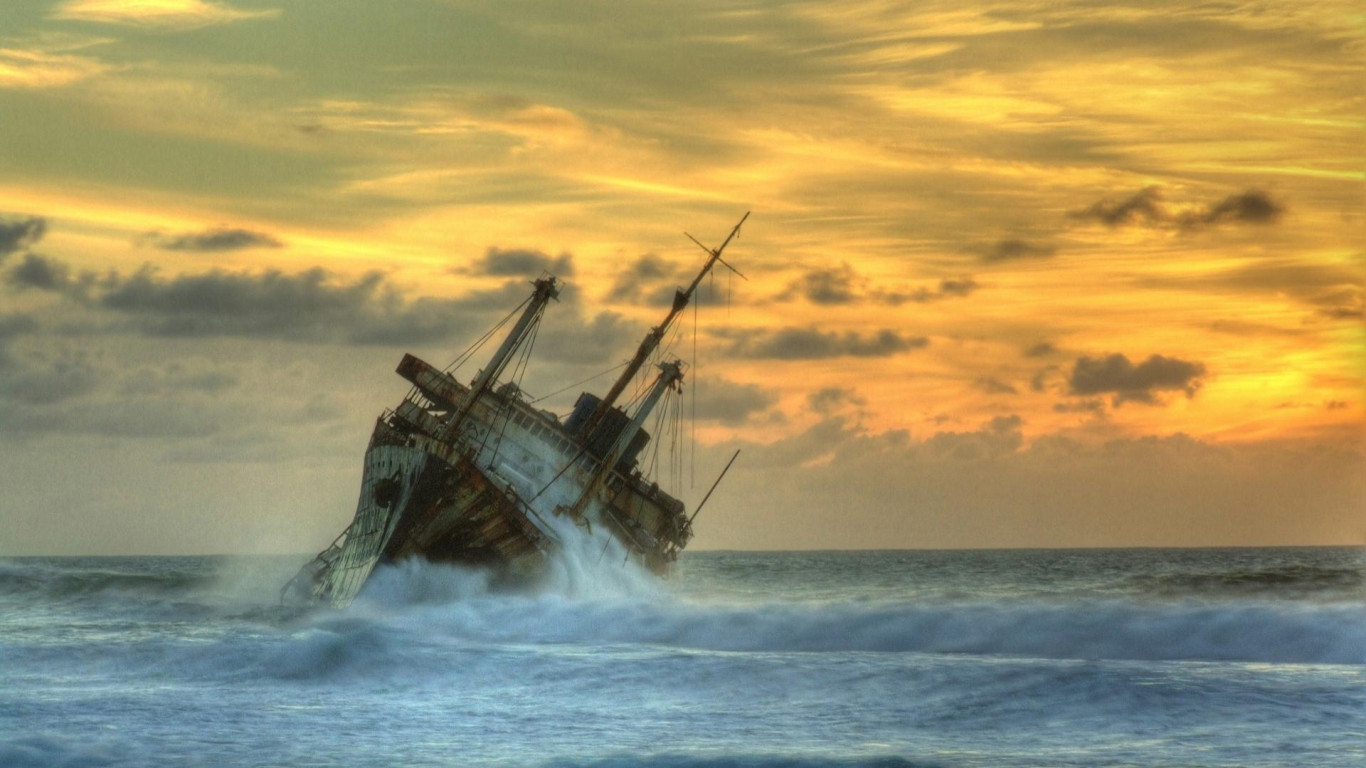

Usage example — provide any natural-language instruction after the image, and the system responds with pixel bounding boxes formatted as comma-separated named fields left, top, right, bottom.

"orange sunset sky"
left=0, top=0, right=1362, bottom=554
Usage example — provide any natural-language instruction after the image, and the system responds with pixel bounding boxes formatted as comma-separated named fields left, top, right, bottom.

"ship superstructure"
left=286, top=215, right=747, bottom=607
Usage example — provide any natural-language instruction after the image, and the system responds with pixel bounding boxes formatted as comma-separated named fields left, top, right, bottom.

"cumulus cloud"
left=0, top=353, right=97, bottom=405
left=1190, top=190, right=1285, bottom=227
left=0, top=314, right=38, bottom=370
left=724, top=327, right=929, bottom=359
left=1030, top=365, right=1059, bottom=393
left=780, top=264, right=860, bottom=304
left=0, top=216, right=47, bottom=260
left=1069, top=187, right=1284, bottom=230
left=93, top=265, right=545, bottom=345
left=606, top=253, right=688, bottom=304
left=1069, top=186, right=1167, bottom=227
left=7, top=253, right=70, bottom=291
left=9, top=256, right=636, bottom=364
left=974, top=377, right=1018, bottom=395
left=461, top=246, right=574, bottom=278
left=924, top=415, right=1024, bottom=460
left=807, top=386, right=867, bottom=416
left=139, top=227, right=283, bottom=252
left=1068, top=353, right=1207, bottom=405
left=686, top=377, right=779, bottom=425
left=778, top=264, right=979, bottom=306
left=885, top=277, right=980, bottom=304
left=1053, top=399, right=1106, bottom=415
left=531, top=310, right=640, bottom=366
left=980, top=239, right=1056, bottom=263
left=716, top=415, right=1366, bottom=549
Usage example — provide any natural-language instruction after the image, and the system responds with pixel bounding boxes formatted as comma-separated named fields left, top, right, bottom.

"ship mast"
left=562, top=360, right=685, bottom=522
left=440, top=275, right=559, bottom=441
left=577, top=212, right=748, bottom=439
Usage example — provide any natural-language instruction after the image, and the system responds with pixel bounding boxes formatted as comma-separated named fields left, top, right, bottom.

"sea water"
left=1, top=547, right=1363, bottom=767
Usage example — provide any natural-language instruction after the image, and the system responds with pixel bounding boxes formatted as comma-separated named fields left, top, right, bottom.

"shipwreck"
left=285, top=215, right=748, bottom=607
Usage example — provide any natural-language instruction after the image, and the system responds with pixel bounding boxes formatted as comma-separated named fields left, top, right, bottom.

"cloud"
left=1068, top=353, right=1206, bottom=405
left=686, top=377, right=779, bottom=425
left=725, top=327, right=929, bottom=359
left=0, top=353, right=97, bottom=405
left=1319, top=304, right=1363, bottom=321
left=0, top=47, right=107, bottom=89
left=1023, top=342, right=1056, bottom=358
left=884, top=277, right=980, bottom=304
left=1190, top=190, right=1285, bottom=227
left=981, top=239, right=1056, bottom=263
left=807, top=386, right=867, bottom=416
left=1053, top=399, right=1106, bottom=415
left=0, top=314, right=38, bottom=370
left=17, top=256, right=632, bottom=358
left=0, top=216, right=47, bottom=260
left=461, top=247, right=574, bottom=278
left=530, top=310, right=640, bottom=366
left=606, top=253, right=690, bottom=304
left=1069, top=186, right=1167, bottom=227
left=1069, top=187, right=1285, bottom=230
left=781, top=263, right=860, bottom=304
left=779, top=264, right=979, bottom=305
left=7, top=254, right=70, bottom=291
left=52, top=0, right=280, bottom=30
left=1030, top=365, right=1060, bottom=393
left=715, top=414, right=1366, bottom=549
left=974, top=377, right=1018, bottom=395
left=924, top=415, right=1024, bottom=460
left=139, top=227, right=283, bottom=252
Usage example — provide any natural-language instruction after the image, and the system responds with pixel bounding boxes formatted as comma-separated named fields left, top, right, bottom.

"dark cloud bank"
left=140, top=227, right=283, bottom=252
left=0, top=216, right=47, bottom=259
left=5, top=253, right=631, bottom=351
left=980, top=239, right=1056, bottom=263
left=781, top=264, right=980, bottom=305
left=724, top=327, right=929, bottom=360
left=462, top=246, right=575, bottom=278
left=1068, top=353, right=1206, bottom=406
left=1070, top=187, right=1284, bottom=230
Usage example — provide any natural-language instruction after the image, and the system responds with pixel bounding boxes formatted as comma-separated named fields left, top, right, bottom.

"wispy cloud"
left=0, top=47, right=107, bottom=89
left=724, top=327, right=929, bottom=359
left=52, top=0, right=280, bottom=30
left=779, top=264, right=980, bottom=305
left=139, top=227, right=283, bottom=252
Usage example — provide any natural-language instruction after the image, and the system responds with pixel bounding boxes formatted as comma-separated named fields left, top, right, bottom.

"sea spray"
left=5, top=549, right=1363, bottom=767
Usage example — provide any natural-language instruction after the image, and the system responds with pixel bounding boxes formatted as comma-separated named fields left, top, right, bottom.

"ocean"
left=1, top=547, right=1363, bottom=767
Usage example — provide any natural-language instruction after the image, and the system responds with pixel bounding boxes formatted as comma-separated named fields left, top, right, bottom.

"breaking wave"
left=340, top=560, right=1366, bottom=664
left=1139, top=564, right=1364, bottom=597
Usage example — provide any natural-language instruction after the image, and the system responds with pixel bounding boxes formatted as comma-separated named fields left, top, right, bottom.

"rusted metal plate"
left=396, top=353, right=468, bottom=408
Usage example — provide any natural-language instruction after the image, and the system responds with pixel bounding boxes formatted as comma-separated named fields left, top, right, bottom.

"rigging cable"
left=481, top=310, right=541, bottom=465
left=443, top=295, right=529, bottom=373
left=529, top=360, right=630, bottom=405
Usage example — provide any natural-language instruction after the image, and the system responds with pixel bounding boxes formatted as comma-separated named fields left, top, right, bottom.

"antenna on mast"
left=576, top=212, right=751, bottom=440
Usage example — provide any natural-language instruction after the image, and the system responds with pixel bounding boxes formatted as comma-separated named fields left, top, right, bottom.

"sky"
left=0, top=0, right=1362, bottom=555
